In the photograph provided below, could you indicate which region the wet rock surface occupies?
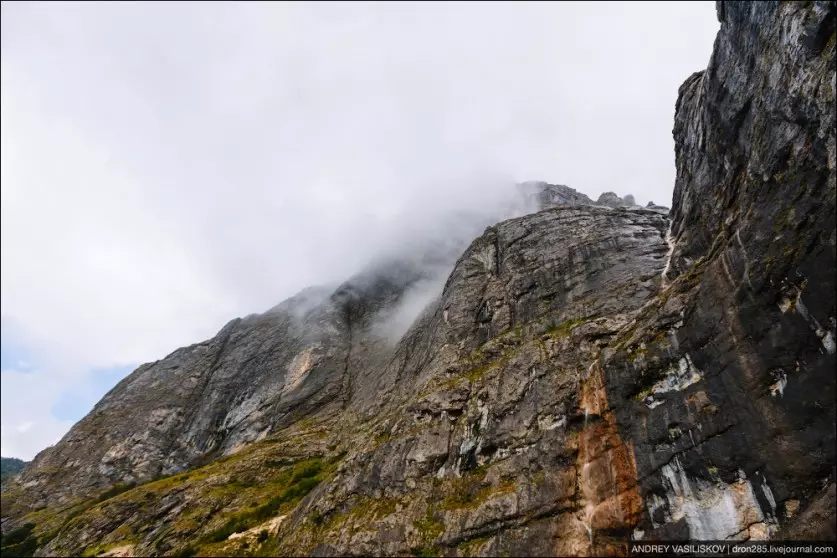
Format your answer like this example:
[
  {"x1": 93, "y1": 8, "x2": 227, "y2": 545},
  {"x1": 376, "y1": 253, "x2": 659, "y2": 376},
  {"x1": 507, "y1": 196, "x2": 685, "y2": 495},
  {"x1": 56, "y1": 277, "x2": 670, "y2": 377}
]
[{"x1": 2, "y1": 2, "x2": 835, "y2": 556}]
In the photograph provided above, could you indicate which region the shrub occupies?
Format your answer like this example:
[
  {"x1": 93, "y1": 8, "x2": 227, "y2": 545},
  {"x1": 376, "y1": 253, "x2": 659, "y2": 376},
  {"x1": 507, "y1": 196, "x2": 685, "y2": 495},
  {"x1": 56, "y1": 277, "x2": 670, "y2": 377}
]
[
  {"x1": 0, "y1": 523, "x2": 35, "y2": 546},
  {"x1": 0, "y1": 523, "x2": 38, "y2": 558},
  {"x1": 0, "y1": 537, "x2": 38, "y2": 557},
  {"x1": 94, "y1": 482, "x2": 136, "y2": 504},
  {"x1": 290, "y1": 460, "x2": 322, "y2": 483}
]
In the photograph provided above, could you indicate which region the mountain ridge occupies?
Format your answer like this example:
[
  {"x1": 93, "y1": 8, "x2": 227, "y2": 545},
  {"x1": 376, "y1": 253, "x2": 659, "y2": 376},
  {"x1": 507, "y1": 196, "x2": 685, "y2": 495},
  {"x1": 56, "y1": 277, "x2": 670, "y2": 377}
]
[{"x1": 1, "y1": 1, "x2": 834, "y2": 556}]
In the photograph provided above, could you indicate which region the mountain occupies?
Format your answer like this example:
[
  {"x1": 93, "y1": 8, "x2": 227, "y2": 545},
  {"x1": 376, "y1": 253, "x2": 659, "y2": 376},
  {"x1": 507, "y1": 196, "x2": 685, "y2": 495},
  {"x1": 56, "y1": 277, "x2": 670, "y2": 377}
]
[
  {"x1": 0, "y1": 458, "x2": 27, "y2": 487},
  {"x1": 1, "y1": 1, "x2": 834, "y2": 556}
]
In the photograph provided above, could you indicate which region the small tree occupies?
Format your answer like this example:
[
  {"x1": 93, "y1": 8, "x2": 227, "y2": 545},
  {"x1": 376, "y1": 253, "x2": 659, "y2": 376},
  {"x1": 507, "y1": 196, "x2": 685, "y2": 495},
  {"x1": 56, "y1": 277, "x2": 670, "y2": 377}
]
[{"x1": 623, "y1": 194, "x2": 636, "y2": 206}]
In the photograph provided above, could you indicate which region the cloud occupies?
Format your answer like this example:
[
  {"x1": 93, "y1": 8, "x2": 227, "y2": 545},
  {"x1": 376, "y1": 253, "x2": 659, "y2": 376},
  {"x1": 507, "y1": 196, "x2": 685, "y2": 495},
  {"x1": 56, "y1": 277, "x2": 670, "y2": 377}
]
[
  {"x1": 0, "y1": 1, "x2": 719, "y2": 459},
  {"x1": 1, "y1": 366, "x2": 74, "y2": 460}
]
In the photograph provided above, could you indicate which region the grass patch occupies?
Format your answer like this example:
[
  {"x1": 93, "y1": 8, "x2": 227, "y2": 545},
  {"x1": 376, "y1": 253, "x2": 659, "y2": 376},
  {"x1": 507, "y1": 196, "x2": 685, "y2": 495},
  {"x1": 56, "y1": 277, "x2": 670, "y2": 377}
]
[
  {"x1": 413, "y1": 510, "x2": 444, "y2": 546},
  {"x1": 201, "y1": 458, "x2": 326, "y2": 544},
  {"x1": 441, "y1": 479, "x2": 516, "y2": 511},
  {"x1": 411, "y1": 545, "x2": 441, "y2": 557},
  {"x1": 543, "y1": 317, "x2": 588, "y2": 338}
]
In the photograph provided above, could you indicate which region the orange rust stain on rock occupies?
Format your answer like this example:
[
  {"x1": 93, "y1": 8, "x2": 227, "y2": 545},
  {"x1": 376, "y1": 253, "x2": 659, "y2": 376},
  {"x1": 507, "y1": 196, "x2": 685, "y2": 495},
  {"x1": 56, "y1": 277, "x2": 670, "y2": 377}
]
[{"x1": 573, "y1": 361, "x2": 642, "y2": 556}]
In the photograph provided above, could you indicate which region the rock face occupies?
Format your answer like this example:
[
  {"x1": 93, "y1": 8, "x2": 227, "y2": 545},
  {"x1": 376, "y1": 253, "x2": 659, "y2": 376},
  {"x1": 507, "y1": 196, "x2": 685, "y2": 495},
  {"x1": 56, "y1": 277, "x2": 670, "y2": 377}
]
[
  {"x1": 645, "y1": 201, "x2": 670, "y2": 212},
  {"x1": 632, "y1": 0, "x2": 836, "y2": 541},
  {"x1": 595, "y1": 192, "x2": 630, "y2": 209},
  {"x1": 1, "y1": 2, "x2": 834, "y2": 556}
]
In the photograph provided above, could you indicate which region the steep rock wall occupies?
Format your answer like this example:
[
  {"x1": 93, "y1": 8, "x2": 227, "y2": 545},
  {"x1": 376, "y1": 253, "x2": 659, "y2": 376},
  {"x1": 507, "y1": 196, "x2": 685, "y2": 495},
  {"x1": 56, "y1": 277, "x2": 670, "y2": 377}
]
[{"x1": 619, "y1": 0, "x2": 836, "y2": 541}]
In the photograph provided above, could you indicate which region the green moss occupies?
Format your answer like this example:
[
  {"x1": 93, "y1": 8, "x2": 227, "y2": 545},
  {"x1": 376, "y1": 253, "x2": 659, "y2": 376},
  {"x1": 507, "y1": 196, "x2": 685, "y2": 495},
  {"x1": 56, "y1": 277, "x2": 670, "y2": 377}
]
[
  {"x1": 172, "y1": 516, "x2": 202, "y2": 533},
  {"x1": 441, "y1": 479, "x2": 516, "y2": 511},
  {"x1": 411, "y1": 545, "x2": 441, "y2": 557},
  {"x1": 458, "y1": 534, "x2": 494, "y2": 557},
  {"x1": 321, "y1": 495, "x2": 401, "y2": 532},
  {"x1": 373, "y1": 432, "x2": 391, "y2": 447},
  {"x1": 626, "y1": 346, "x2": 649, "y2": 362},
  {"x1": 463, "y1": 362, "x2": 494, "y2": 383},
  {"x1": 468, "y1": 348, "x2": 485, "y2": 363},
  {"x1": 543, "y1": 317, "x2": 587, "y2": 338},
  {"x1": 634, "y1": 385, "x2": 655, "y2": 402},
  {"x1": 413, "y1": 510, "x2": 444, "y2": 546},
  {"x1": 435, "y1": 466, "x2": 515, "y2": 512},
  {"x1": 421, "y1": 345, "x2": 515, "y2": 397}
]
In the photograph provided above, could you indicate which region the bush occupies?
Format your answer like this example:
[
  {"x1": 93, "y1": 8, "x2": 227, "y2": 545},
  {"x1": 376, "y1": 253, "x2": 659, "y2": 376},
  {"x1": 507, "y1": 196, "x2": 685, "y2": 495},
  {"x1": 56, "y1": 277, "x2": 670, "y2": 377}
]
[
  {"x1": 1, "y1": 536, "x2": 38, "y2": 557},
  {"x1": 94, "y1": 482, "x2": 136, "y2": 504},
  {"x1": 0, "y1": 523, "x2": 34, "y2": 546},
  {"x1": 204, "y1": 516, "x2": 250, "y2": 543},
  {"x1": 0, "y1": 523, "x2": 38, "y2": 558},
  {"x1": 257, "y1": 530, "x2": 269, "y2": 543},
  {"x1": 290, "y1": 460, "x2": 322, "y2": 483}
]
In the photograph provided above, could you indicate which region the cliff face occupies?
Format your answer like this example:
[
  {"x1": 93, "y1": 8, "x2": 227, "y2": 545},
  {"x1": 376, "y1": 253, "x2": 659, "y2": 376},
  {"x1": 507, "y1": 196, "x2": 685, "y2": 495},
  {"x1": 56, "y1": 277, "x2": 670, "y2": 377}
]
[
  {"x1": 614, "y1": 0, "x2": 836, "y2": 543},
  {"x1": 1, "y1": 2, "x2": 834, "y2": 557}
]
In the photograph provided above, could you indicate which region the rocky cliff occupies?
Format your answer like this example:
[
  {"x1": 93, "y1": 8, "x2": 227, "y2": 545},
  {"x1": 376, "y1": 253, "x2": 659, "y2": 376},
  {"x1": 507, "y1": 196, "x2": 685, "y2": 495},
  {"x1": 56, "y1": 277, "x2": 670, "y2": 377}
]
[{"x1": 1, "y1": 2, "x2": 834, "y2": 557}]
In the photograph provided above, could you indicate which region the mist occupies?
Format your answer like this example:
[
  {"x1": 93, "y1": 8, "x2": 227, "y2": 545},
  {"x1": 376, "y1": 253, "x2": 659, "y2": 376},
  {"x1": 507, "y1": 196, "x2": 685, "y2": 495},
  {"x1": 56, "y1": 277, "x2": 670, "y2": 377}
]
[{"x1": 1, "y1": 1, "x2": 720, "y2": 459}]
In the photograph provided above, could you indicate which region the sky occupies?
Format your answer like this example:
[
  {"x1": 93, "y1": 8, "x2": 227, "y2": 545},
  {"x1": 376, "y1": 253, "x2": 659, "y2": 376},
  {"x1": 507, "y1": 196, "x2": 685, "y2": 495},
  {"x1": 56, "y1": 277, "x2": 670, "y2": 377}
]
[{"x1": 0, "y1": 1, "x2": 720, "y2": 460}]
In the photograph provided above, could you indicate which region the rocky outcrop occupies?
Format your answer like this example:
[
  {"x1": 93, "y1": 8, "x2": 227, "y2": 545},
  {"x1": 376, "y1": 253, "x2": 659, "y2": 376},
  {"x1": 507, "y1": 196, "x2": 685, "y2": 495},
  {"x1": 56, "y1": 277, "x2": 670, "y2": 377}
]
[
  {"x1": 2, "y1": 1, "x2": 834, "y2": 556},
  {"x1": 516, "y1": 181, "x2": 596, "y2": 211},
  {"x1": 595, "y1": 192, "x2": 630, "y2": 209},
  {"x1": 645, "y1": 201, "x2": 670, "y2": 212}
]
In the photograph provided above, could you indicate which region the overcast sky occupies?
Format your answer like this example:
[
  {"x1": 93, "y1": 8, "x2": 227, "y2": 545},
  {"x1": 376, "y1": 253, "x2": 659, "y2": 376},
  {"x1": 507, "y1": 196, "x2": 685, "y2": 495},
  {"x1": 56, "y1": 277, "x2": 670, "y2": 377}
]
[{"x1": 0, "y1": 1, "x2": 719, "y2": 460}]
